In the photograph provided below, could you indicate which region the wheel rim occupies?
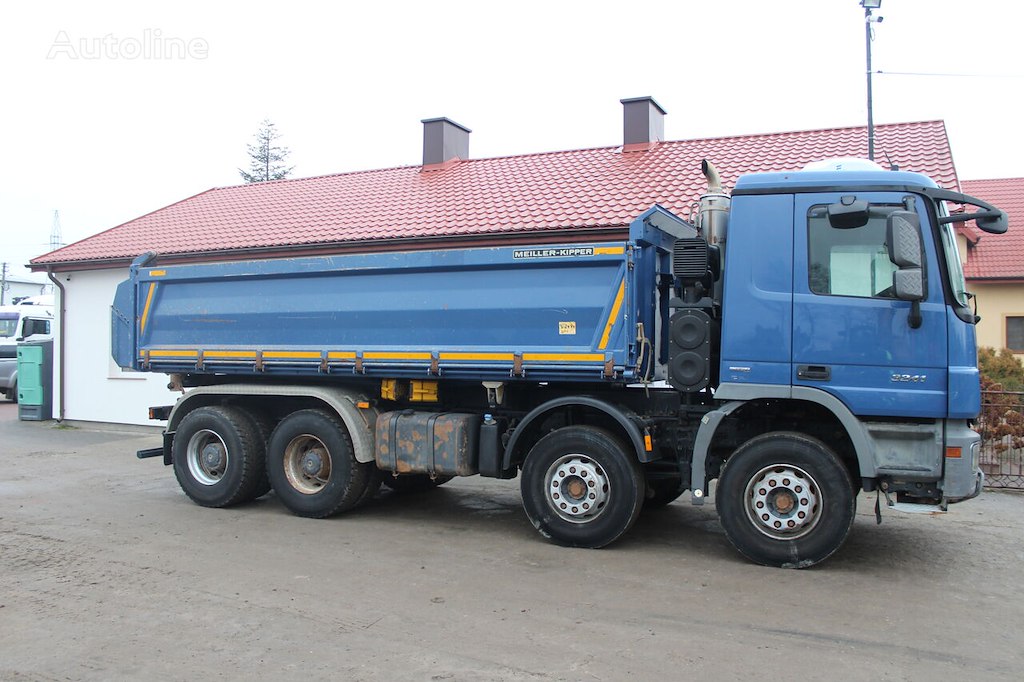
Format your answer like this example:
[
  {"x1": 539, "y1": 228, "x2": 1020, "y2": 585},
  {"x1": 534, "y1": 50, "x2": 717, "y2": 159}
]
[
  {"x1": 544, "y1": 454, "x2": 610, "y2": 524},
  {"x1": 186, "y1": 429, "x2": 228, "y2": 486},
  {"x1": 283, "y1": 434, "x2": 331, "y2": 495},
  {"x1": 743, "y1": 464, "x2": 822, "y2": 540}
]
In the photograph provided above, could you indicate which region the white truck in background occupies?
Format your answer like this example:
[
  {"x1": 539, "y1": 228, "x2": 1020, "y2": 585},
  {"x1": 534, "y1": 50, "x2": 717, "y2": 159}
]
[{"x1": 0, "y1": 299, "x2": 54, "y2": 402}]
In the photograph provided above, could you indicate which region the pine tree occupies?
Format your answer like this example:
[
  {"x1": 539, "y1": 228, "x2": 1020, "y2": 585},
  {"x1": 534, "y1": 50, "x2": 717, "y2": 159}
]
[{"x1": 238, "y1": 119, "x2": 294, "y2": 183}]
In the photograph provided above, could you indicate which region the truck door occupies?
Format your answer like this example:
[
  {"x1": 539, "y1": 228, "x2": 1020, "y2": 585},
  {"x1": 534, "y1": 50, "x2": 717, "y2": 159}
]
[{"x1": 791, "y1": 192, "x2": 948, "y2": 418}]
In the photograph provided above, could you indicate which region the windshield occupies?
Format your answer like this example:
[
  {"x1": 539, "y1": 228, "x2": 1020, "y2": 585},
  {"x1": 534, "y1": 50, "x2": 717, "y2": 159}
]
[
  {"x1": 935, "y1": 201, "x2": 970, "y2": 308},
  {"x1": 0, "y1": 314, "x2": 18, "y2": 338}
]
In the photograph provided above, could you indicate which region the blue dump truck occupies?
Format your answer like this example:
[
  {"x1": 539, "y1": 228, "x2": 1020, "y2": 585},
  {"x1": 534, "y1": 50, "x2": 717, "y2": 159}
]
[{"x1": 114, "y1": 161, "x2": 1008, "y2": 567}]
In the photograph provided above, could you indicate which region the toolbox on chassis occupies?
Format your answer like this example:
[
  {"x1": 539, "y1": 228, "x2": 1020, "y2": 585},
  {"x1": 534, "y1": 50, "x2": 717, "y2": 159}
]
[{"x1": 116, "y1": 161, "x2": 1008, "y2": 568}]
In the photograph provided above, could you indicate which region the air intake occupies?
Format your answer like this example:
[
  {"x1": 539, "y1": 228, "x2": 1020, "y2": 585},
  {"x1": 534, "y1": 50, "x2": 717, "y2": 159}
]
[{"x1": 672, "y1": 238, "x2": 709, "y2": 281}]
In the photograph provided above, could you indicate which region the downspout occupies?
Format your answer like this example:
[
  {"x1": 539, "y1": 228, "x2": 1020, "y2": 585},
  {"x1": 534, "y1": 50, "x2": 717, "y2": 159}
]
[{"x1": 45, "y1": 267, "x2": 66, "y2": 422}]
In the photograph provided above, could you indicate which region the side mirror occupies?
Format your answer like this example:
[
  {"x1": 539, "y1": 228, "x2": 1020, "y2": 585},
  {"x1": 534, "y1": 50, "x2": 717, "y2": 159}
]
[
  {"x1": 975, "y1": 209, "x2": 1008, "y2": 235},
  {"x1": 886, "y1": 210, "x2": 926, "y2": 328},
  {"x1": 827, "y1": 197, "x2": 870, "y2": 229}
]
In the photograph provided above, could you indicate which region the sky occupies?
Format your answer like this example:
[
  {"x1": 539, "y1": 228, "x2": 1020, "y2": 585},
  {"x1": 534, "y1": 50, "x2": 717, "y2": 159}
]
[{"x1": 2, "y1": 0, "x2": 1022, "y2": 282}]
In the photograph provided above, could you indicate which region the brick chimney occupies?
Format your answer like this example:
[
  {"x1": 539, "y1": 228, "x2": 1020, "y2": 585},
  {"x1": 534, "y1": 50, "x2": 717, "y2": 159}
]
[
  {"x1": 620, "y1": 96, "x2": 666, "y2": 151},
  {"x1": 421, "y1": 117, "x2": 471, "y2": 168}
]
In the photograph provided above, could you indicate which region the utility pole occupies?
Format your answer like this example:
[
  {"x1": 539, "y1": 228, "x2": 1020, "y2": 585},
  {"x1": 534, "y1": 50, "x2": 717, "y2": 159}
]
[
  {"x1": 861, "y1": 0, "x2": 883, "y2": 161},
  {"x1": 1, "y1": 262, "x2": 8, "y2": 306}
]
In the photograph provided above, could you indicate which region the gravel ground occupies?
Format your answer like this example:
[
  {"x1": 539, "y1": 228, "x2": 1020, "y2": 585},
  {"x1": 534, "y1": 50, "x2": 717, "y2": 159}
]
[{"x1": 2, "y1": 400, "x2": 1023, "y2": 681}]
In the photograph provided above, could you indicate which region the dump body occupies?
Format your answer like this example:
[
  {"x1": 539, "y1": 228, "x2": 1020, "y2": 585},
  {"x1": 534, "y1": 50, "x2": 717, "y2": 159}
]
[{"x1": 111, "y1": 207, "x2": 680, "y2": 384}]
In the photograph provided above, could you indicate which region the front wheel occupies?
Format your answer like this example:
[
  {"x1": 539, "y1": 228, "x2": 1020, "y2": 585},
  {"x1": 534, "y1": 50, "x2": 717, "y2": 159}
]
[
  {"x1": 521, "y1": 426, "x2": 644, "y2": 549},
  {"x1": 716, "y1": 432, "x2": 856, "y2": 568}
]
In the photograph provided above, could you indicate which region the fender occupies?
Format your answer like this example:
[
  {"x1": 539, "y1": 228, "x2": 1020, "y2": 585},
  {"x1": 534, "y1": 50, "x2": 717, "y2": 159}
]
[
  {"x1": 688, "y1": 383, "x2": 877, "y2": 504},
  {"x1": 163, "y1": 384, "x2": 378, "y2": 463},
  {"x1": 502, "y1": 396, "x2": 649, "y2": 471}
]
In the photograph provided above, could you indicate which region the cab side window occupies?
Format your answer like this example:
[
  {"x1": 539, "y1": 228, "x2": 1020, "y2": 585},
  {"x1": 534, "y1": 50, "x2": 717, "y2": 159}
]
[{"x1": 808, "y1": 206, "x2": 899, "y2": 298}]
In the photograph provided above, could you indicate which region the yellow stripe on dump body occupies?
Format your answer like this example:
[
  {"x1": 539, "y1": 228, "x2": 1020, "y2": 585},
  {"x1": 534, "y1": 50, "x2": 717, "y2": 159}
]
[
  {"x1": 364, "y1": 352, "x2": 434, "y2": 361},
  {"x1": 141, "y1": 349, "x2": 607, "y2": 364},
  {"x1": 146, "y1": 349, "x2": 199, "y2": 358},
  {"x1": 139, "y1": 282, "x2": 157, "y2": 334},
  {"x1": 523, "y1": 353, "x2": 605, "y2": 362},
  {"x1": 598, "y1": 279, "x2": 626, "y2": 350},
  {"x1": 204, "y1": 350, "x2": 257, "y2": 359},
  {"x1": 440, "y1": 352, "x2": 516, "y2": 361},
  {"x1": 593, "y1": 246, "x2": 625, "y2": 255},
  {"x1": 262, "y1": 351, "x2": 322, "y2": 359}
]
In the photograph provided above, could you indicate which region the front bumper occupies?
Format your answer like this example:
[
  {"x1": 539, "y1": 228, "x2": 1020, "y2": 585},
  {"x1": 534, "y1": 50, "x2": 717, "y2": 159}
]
[{"x1": 943, "y1": 421, "x2": 983, "y2": 504}]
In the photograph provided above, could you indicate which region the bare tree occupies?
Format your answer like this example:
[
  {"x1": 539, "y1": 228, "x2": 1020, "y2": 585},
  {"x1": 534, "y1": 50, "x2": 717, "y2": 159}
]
[{"x1": 238, "y1": 119, "x2": 294, "y2": 183}]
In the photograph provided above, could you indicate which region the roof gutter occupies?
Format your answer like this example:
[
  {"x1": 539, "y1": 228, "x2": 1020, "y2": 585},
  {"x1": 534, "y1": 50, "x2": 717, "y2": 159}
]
[
  {"x1": 45, "y1": 267, "x2": 66, "y2": 422},
  {"x1": 29, "y1": 225, "x2": 632, "y2": 272}
]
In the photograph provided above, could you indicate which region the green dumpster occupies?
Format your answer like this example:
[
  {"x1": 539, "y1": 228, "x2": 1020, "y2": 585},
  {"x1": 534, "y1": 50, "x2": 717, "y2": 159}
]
[{"x1": 17, "y1": 339, "x2": 53, "y2": 421}]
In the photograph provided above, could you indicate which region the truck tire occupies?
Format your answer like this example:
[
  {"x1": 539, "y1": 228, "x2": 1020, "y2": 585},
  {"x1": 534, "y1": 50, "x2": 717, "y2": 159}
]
[
  {"x1": 716, "y1": 432, "x2": 856, "y2": 568},
  {"x1": 521, "y1": 426, "x2": 644, "y2": 548},
  {"x1": 172, "y1": 406, "x2": 267, "y2": 508},
  {"x1": 266, "y1": 409, "x2": 371, "y2": 518},
  {"x1": 243, "y1": 409, "x2": 274, "y2": 500},
  {"x1": 381, "y1": 474, "x2": 454, "y2": 494}
]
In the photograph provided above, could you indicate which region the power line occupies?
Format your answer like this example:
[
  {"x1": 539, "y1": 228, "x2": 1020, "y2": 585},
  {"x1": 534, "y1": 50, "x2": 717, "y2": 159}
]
[{"x1": 876, "y1": 70, "x2": 1024, "y2": 78}]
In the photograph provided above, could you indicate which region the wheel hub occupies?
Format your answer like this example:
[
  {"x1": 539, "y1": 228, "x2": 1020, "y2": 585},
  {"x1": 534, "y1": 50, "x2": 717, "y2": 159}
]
[
  {"x1": 202, "y1": 443, "x2": 225, "y2": 470},
  {"x1": 545, "y1": 455, "x2": 610, "y2": 524},
  {"x1": 283, "y1": 435, "x2": 332, "y2": 495},
  {"x1": 301, "y1": 451, "x2": 324, "y2": 476},
  {"x1": 745, "y1": 465, "x2": 821, "y2": 539}
]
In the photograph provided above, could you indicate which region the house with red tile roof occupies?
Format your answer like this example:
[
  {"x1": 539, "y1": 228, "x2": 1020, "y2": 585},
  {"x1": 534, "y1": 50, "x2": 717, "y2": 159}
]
[
  {"x1": 959, "y1": 178, "x2": 1024, "y2": 358},
  {"x1": 24, "y1": 98, "x2": 967, "y2": 425}
]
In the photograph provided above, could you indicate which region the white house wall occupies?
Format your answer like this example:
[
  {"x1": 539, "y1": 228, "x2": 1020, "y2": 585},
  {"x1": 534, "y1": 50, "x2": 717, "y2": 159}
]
[{"x1": 56, "y1": 268, "x2": 174, "y2": 426}]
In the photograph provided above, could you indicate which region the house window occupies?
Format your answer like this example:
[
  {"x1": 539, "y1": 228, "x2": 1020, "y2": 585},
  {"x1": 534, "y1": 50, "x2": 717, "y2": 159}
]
[{"x1": 1008, "y1": 317, "x2": 1024, "y2": 352}]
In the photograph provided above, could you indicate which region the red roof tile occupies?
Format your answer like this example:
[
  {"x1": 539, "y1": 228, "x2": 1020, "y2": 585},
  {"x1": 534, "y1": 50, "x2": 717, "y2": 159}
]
[
  {"x1": 32, "y1": 120, "x2": 959, "y2": 268},
  {"x1": 962, "y1": 178, "x2": 1024, "y2": 280}
]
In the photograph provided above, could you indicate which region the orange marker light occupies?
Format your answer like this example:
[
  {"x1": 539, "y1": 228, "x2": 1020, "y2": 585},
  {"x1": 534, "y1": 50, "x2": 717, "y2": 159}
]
[{"x1": 945, "y1": 447, "x2": 962, "y2": 459}]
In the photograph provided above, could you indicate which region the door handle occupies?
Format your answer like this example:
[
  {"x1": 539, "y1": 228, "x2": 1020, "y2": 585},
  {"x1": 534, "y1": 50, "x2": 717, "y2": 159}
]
[{"x1": 797, "y1": 365, "x2": 831, "y2": 382}]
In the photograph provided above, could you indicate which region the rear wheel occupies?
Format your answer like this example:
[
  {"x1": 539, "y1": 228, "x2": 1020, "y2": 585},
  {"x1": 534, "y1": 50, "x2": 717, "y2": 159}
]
[
  {"x1": 172, "y1": 406, "x2": 266, "y2": 507},
  {"x1": 243, "y1": 409, "x2": 274, "y2": 499},
  {"x1": 266, "y1": 409, "x2": 371, "y2": 518},
  {"x1": 716, "y1": 432, "x2": 856, "y2": 568},
  {"x1": 521, "y1": 426, "x2": 644, "y2": 548}
]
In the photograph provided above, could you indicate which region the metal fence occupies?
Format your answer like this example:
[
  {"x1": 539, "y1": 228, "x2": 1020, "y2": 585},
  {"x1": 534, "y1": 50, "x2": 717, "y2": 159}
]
[{"x1": 978, "y1": 390, "x2": 1024, "y2": 490}]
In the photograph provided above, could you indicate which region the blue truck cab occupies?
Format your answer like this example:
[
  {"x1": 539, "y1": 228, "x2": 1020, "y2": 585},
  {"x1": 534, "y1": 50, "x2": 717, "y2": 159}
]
[{"x1": 115, "y1": 161, "x2": 1007, "y2": 568}]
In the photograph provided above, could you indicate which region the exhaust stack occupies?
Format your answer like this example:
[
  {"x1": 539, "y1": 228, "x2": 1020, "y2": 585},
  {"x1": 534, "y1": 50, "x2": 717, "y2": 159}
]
[
  {"x1": 698, "y1": 160, "x2": 730, "y2": 302},
  {"x1": 698, "y1": 160, "x2": 729, "y2": 248}
]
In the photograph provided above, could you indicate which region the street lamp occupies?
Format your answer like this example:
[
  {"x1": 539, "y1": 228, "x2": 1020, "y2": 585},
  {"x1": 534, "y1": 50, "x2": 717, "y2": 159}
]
[{"x1": 861, "y1": 0, "x2": 883, "y2": 160}]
